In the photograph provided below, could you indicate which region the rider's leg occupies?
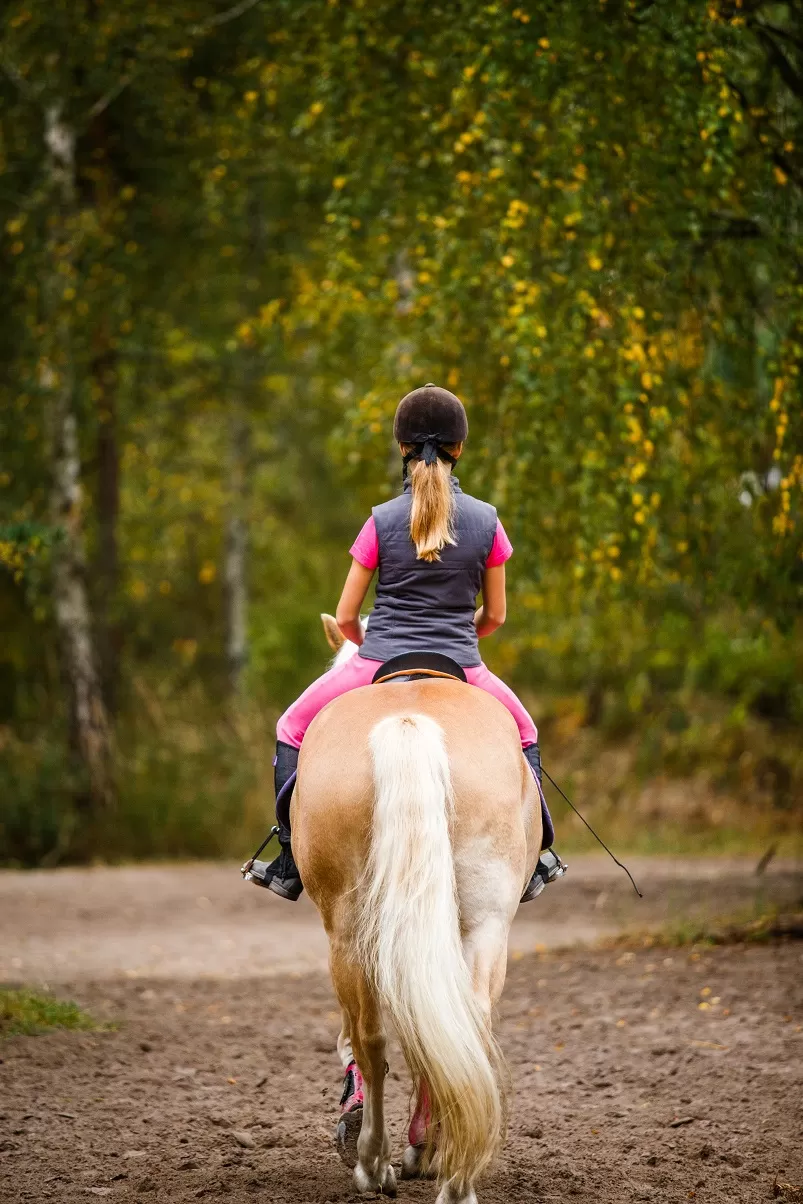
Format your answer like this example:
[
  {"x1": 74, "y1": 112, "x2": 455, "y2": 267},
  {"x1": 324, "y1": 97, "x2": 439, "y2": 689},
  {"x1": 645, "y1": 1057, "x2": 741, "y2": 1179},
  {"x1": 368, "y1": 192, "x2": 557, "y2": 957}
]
[
  {"x1": 463, "y1": 662, "x2": 538, "y2": 745},
  {"x1": 260, "y1": 740, "x2": 302, "y2": 900},
  {"x1": 465, "y1": 663, "x2": 566, "y2": 901},
  {"x1": 276, "y1": 651, "x2": 383, "y2": 747},
  {"x1": 262, "y1": 652, "x2": 382, "y2": 901}
]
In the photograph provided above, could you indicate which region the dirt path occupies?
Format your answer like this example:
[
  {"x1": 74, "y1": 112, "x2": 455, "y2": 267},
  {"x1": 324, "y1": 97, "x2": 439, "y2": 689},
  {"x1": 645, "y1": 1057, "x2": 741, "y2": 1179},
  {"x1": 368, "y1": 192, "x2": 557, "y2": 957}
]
[
  {"x1": 2, "y1": 856, "x2": 801, "y2": 983},
  {"x1": 2, "y1": 859, "x2": 802, "y2": 1204}
]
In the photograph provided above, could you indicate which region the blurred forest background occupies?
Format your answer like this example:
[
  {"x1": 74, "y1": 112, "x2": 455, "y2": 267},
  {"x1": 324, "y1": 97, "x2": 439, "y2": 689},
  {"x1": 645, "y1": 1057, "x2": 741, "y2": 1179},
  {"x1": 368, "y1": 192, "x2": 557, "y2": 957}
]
[{"x1": 1, "y1": 0, "x2": 801, "y2": 867}]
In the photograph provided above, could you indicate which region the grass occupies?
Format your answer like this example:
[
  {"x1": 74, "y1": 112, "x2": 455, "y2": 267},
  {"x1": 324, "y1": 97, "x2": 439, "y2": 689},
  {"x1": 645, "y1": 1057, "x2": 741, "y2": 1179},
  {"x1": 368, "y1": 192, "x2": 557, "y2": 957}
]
[
  {"x1": 0, "y1": 988, "x2": 108, "y2": 1039},
  {"x1": 607, "y1": 904, "x2": 803, "y2": 951}
]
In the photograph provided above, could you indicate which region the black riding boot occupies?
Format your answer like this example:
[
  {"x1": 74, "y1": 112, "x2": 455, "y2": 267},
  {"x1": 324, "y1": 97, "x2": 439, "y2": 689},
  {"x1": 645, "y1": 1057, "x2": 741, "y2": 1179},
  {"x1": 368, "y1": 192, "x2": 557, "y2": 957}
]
[
  {"x1": 521, "y1": 742, "x2": 567, "y2": 903},
  {"x1": 263, "y1": 742, "x2": 303, "y2": 901}
]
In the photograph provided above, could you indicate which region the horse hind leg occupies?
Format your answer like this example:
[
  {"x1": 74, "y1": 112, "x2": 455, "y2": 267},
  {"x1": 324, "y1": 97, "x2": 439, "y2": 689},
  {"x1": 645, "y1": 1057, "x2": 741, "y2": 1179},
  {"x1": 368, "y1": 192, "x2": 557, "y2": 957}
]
[
  {"x1": 334, "y1": 1007, "x2": 363, "y2": 1169},
  {"x1": 401, "y1": 918, "x2": 509, "y2": 1203},
  {"x1": 433, "y1": 911, "x2": 512, "y2": 1204},
  {"x1": 400, "y1": 1079, "x2": 439, "y2": 1181},
  {"x1": 330, "y1": 946, "x2": 396, "y2": 1198}
]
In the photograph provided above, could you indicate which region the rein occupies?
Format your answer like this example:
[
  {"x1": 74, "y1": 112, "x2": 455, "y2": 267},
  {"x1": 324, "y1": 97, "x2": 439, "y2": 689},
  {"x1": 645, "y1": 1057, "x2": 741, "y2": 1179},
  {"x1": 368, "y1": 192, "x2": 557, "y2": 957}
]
[{"x1": 541, "y1": 767, "x2": 643, "y2": 898}]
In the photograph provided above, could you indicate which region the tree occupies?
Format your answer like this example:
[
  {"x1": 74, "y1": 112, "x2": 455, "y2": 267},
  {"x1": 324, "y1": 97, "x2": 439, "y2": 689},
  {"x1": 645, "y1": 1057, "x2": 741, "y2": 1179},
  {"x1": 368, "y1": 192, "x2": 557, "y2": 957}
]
[{"x1": 297, "y1": 0, "x2": 802, "y2": 631}]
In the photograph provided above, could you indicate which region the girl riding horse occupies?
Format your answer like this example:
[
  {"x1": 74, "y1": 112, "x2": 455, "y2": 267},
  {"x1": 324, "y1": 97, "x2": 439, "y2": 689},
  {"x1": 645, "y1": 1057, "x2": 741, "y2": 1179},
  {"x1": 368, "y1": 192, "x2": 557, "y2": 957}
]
[{"x1": 262, "y1": 384, "x2": 565, "y2": 902}]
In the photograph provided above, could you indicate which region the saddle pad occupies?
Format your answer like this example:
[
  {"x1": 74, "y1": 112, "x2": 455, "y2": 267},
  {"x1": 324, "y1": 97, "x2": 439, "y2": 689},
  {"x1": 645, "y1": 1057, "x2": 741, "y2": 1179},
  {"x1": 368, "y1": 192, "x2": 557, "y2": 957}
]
[{"x1": 371, "y1": 650, "x2": 467, "y2": 684}]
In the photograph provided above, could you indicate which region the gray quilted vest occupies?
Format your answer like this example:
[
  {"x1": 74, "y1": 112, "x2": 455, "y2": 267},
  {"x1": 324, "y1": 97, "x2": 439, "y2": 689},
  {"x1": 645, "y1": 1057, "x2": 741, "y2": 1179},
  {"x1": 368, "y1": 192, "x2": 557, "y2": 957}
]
[{"x1": 359, "y1": 477, "x2": 497, "y2": 668}]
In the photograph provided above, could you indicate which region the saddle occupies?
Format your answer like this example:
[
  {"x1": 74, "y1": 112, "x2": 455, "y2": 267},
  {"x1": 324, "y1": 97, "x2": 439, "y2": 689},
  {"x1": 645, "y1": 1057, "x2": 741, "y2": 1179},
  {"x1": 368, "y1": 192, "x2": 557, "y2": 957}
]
[
  {"x1": 275, "y1": 652, "x2": 466, "y2": 829},
  {"x1": 371, "y1": 651, "x2": 467, "y2": 685}
]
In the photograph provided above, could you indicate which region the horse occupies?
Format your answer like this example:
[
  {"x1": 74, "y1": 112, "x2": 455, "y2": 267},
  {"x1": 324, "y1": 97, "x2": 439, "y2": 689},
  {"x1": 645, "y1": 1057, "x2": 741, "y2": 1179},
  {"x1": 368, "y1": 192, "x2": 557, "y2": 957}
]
[{"x1": 290, "y1": 615, "x2": 543, "y2": 1204}]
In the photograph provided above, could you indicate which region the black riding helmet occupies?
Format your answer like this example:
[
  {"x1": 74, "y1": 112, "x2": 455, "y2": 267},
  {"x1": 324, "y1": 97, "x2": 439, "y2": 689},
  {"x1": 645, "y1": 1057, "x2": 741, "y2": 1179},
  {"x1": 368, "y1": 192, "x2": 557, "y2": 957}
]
[{"x1": 394, "y1": 384, "x2": 468, "y2": 477}]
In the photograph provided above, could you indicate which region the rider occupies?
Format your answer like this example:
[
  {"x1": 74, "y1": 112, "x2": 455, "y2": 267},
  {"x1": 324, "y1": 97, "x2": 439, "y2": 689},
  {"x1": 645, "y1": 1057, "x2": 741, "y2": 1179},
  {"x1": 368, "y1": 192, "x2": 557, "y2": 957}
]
[{"x1": 261, "y1": 384, "x2": 565, "y2": 902}]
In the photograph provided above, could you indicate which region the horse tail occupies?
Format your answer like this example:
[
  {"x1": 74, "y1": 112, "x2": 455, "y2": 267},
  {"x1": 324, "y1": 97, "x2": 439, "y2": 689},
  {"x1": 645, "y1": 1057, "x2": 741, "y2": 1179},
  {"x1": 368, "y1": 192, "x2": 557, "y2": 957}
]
[{"x1": 356, "y1": 713, "x2": 505, "y2": 1190}]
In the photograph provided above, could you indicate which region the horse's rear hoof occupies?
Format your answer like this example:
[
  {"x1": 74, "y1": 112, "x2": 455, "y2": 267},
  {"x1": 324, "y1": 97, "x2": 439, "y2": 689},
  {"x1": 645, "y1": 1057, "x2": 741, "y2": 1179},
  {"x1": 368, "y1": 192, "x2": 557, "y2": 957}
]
[
  {"x1": 401, "y1": 1144, "x2": 423, "y2": 1180},
  {"x1": 335, "y1": 1105, "x2": 362, "y2": 1168},
  {"x1": 401, "y1": 1144, "x2": 436, "y2": 1180}
]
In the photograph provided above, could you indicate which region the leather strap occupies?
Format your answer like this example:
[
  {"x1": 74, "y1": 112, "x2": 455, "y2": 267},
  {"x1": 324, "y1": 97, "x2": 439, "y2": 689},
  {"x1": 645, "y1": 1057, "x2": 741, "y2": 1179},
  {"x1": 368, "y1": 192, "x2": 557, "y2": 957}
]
[{"x1": 373, "y1": 668, "x2": 462, "y2": 685}]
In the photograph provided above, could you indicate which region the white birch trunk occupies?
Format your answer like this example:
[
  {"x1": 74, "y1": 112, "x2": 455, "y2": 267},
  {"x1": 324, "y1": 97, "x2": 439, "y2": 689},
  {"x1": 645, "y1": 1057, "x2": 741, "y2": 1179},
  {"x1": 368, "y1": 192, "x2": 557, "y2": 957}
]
[{"x1": 44, "y1": 104, "x2": 114, "y2": 807}]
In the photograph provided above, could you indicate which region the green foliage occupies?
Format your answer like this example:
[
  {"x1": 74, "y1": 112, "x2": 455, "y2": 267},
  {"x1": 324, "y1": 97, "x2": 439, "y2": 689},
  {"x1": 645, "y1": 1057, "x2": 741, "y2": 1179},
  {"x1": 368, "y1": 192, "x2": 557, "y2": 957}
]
[
  {"x1": 306, "y1": 0, "x2": 803, "y2": 619},
  {"x1": 0, "y1": 728, "x2": 85, "y2": 865},
  {"x1": 0, "y1": 1, "x2": 800, "y2": 864},
  {"x1": 0, "y1": 703, "x2": 276, "y2": 867},
  {"x1": 0, "y1": 988, "x2": 104, "y2": 1038}
]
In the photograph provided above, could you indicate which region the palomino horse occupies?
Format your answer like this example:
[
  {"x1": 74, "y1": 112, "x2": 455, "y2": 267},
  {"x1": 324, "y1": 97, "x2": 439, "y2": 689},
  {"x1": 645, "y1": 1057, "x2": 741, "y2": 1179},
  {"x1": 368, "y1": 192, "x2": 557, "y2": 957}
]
[{"x1": 290, "y1": 616, "x2": 542, "y2": 1204}]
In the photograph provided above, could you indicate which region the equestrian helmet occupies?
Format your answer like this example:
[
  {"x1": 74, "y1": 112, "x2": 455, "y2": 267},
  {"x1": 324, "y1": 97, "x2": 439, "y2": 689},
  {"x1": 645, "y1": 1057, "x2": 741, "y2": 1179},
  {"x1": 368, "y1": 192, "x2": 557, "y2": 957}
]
[{"x1": 393, "y1": 384, "x2": 468, "y2": 446}]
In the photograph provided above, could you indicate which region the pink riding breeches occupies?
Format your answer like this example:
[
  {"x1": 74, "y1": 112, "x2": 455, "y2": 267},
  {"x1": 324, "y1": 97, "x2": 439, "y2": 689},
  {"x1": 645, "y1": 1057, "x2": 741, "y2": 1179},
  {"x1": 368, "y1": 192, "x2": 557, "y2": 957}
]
[{"x1": 276, "y1": 652, "x2": 538, "y2": 749}]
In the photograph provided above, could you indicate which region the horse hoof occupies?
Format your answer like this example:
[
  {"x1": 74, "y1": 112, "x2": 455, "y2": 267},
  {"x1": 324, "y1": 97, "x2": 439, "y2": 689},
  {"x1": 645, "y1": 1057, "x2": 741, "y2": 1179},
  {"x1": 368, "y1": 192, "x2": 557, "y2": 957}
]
[
  {"x1": 401, "y1": 1143, "x2": 437, "y2": 1180},
  {"x1": 335, "y1": 1105, "x2": 362, "y2": 1169},
  {"x1": 353, "y1": 1164, "x2": 372, "y2": 1194},
  {"x1": 381, "y1": 1163, "x2": 397, "y2": 1197},
  {"x1": 436, "y1": 1184, "x2": 478, "y2": 1204},
  {"x1": 353, "y1": 1161, "x2": 396, "y2": 1197},
  {"x1": 401, "y1": 1144, "x2": 424, "y2": 1180}
]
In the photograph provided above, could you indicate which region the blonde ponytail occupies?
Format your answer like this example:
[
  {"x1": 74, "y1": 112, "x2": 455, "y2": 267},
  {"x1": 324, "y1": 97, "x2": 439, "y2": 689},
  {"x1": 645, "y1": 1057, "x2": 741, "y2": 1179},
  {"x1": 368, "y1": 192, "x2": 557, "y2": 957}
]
[{"x1": 404, "y1": 443, "x2": 461, "y2": 562}]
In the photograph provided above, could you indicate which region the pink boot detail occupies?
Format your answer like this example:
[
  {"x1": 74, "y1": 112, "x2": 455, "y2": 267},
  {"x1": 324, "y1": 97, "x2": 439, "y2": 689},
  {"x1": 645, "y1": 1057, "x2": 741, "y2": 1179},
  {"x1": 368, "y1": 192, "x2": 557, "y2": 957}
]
[
  {"x1": 340, "y1": 1059, "x2": 365, "y2": 1114},
  {"x1": 335, "y1": 1060, "x2": 365, "y2": 1170}
]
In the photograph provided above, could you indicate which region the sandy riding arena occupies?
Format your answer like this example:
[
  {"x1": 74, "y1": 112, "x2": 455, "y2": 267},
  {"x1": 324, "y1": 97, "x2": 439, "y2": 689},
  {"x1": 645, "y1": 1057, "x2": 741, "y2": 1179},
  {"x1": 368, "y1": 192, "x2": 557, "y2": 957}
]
[{"x1": 1, "y1": 857, "x2": 801, "y2": 1204}]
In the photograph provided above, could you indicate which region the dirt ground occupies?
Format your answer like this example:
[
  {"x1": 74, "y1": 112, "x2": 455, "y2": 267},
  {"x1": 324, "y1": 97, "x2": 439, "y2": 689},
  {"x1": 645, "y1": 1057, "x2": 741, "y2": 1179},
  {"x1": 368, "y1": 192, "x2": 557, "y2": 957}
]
[{"x1": 1, "y1": 858, "x2": 802, "y2": 1204}]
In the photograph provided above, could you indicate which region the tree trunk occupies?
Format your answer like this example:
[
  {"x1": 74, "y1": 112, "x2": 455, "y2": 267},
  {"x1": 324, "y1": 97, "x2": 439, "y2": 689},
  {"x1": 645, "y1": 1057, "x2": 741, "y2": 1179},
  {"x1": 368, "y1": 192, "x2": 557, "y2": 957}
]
[
  {"x1": 44, "y1": 103, "x2": 114, "y2": 808},
  {"x1": 88, "y1": 111, "x2": 122, "y2": 715},
  {"x1": 93, "y1": 337, "x2": 121, "y2": 713},
  {"x1": 224, "y1": 404, "x2": 249, "y2": 698}
]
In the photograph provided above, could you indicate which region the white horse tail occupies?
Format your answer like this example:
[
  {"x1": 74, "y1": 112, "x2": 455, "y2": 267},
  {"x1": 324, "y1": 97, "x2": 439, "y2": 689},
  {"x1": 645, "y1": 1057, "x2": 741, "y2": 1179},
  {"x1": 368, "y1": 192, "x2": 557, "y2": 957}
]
[{"x1": 356, "y1": 713, "x2": 505, "y2": 1191}]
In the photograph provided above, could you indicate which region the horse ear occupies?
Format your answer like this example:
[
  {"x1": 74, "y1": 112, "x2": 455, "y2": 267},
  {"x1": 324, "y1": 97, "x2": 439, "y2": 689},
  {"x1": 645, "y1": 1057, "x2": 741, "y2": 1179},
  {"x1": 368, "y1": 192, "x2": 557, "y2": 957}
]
[{"x1": 321, "y1": 613, "x2": 344, "y2": 651}]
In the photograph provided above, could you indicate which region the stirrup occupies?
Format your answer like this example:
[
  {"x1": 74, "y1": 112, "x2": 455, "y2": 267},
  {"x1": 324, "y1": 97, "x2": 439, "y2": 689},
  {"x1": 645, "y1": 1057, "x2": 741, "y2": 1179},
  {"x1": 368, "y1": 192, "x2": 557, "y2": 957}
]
[
  {"x1": 521, "y1": 849, "x2": 567, "y2": 903},
  {"x1": 241, "y1": 826, "x2": 280, "y2": 885}
]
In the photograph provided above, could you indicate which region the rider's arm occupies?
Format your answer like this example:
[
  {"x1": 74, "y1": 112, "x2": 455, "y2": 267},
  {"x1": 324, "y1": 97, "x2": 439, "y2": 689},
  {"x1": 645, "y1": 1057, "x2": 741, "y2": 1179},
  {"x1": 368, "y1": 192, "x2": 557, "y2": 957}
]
[
  {"x1": 336, "y1": 560, "x2": 375, "y2": 645},
  {"x1": 474, "y1": 563, "x2": 507, "y2": 637}
]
